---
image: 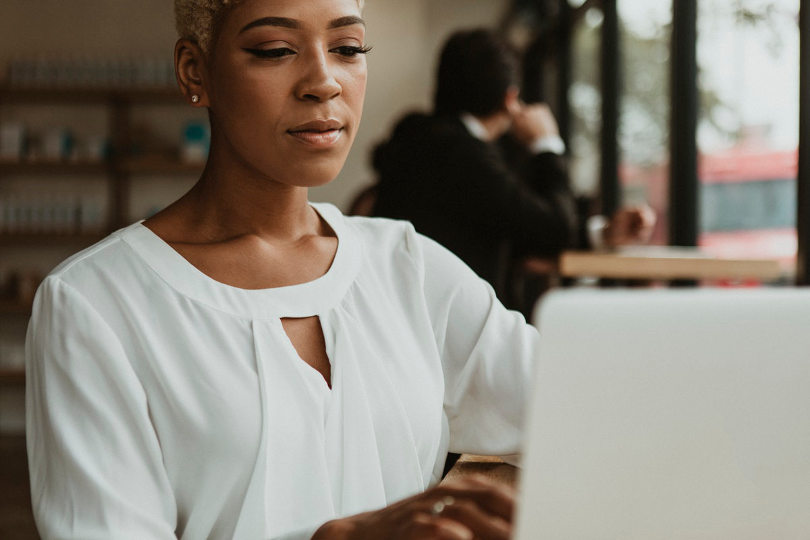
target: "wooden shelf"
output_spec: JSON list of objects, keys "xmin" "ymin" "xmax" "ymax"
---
[
  {"xmin": 0, "ymin": 84, "xmax": 198, "ymax": 314},
  {"xmin": 0, "ymin": 85, "xmax": 183, "ymax": 104},
  {"xmin": 0, "ymin": 369, "xmax": 25, "ymax": 386},
  {"xmin": 0, "ymin": 299, "xmax": 32, "ymax": 315},
  {"xmin": 0, "ymin": 232, "xmax": 105, "ymax": 246},
  {"xmin": 0, "ymin": 156, "xmax": 204, "ymax": 176},
  {"xmin": 0, "ymin": 159, "xmax": 109, "ymax": 175}
]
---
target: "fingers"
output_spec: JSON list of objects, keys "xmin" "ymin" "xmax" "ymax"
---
[
  {"xmin": 338, "ymin": 475, "xmax": 515, "ymax": 540},
  {"xmin": 411, "ymin": 478, "xmax": 513, "ymax": 540},
  {"xmin": 511, "ymin": 102, "xmax": 560, "ymax": 143},
  {"xmin": 518, "ymin": 102, "xmax": 551, "ymax": 116},
  {"xmin": 409, "ymin": 513, "xmax": 475, "ymax": 540},
  {"xmin": 438, "ymin": 475, "xmax": 516, "ymax": 522},
  {"xmin": 624, "ymin": 210, "xmax": 644, "ymax": 233},
  {"xmin": 437, "ymin": 498, "xmax": 510, "ymax": 540},
  {"xmin": 638, "ymin": 204, "xmax": 657, "ymax": 227},
  {"xmin": 623, "ymin": 205, "xmax": 656, "ymax": 226},
  {"xmin": 609, "ymin": 205, "xmax": 657, "ymax": 245}
]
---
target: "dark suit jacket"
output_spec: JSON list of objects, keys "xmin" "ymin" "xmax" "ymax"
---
[{"xmin": 371, "ymin": 113, "xmax": 578, "ymax": 300}]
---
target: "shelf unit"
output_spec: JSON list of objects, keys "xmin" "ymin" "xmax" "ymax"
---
[
  {"xmin": 0, "ymin": 232, "xmax": 106, "ymax": 247},
  {"xmin": 0, "ymin": 85, "xmax": 203, "ymax": 231},
  {"xmin": 0, "ymin": 85, "xmax": 205, "ymax": 380},
  {"xmin": 0, "ymin": 369, "xmax": 25, "ymax": 387},
  {"xmin": 0, "ymin": 297, "xmax": 31, "ymax": 386},
  {"xmin": 0, "ymin": 298, "xmax": 31, "ymax": 314},
  {"xmin": 0, "ymin": 159, "xmax": 109, "ymax": 175}
]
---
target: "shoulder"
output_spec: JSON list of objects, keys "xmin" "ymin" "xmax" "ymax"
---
[
  {"xmin": 425, "ymin": 115, "xmax": 479, "ymax": 148},
  {"xmin": 322, "ymin": 203, "xmax": 479, "ymax": 284},
  {"xmin": 336, "ymin": 208, "xmax": 421, "ymax": 259},
  {"xmin": 315, "ymin": 202, "xmax": 431, "ymax": 265},
  {"xmin": 42, "ymin": 223, "xmax": 144, "ymax": 297},
  {"xmin": 29, "ymin": 229, "xmax": 140, "ymax": 343},
  {"xmin": 374, "ymin": 113, "xmax": 476, "ymax": 164}
]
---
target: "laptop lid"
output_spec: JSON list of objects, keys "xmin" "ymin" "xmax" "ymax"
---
[{"xmin": 514, "ymin": 288, "xmax": 810, "ymax": 539}]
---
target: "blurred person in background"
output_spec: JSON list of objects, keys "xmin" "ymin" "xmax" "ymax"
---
[{"xmin": 370, "ymin": 28, "xmax": 655, "ymax": 312}]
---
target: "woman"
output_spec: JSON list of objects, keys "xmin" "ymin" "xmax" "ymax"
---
[{"xmin": 26, "ymin": 1, "xmax": 537, "ymax": 538}]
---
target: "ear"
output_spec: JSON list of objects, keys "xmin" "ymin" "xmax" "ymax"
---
[
  {"xmin": 503, "ymin": 86, "xmax": 521, "ymax": 116},
  {"xmin": 175, "ymin": 39, "xmax": 210, "ymax": 107}
]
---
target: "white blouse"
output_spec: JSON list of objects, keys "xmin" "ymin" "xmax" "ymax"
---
[{"xmin": 26, "ymin": 202, "xmax": 538, "ymax": 540}]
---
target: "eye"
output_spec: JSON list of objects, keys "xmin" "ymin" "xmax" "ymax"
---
[
  {"xmin": 243, "ymin": 47, "xmax": 296, "ymax": 59},
  {"xmin": 330, "ymin": 45, "xmax": 372, "ymax": 58}
]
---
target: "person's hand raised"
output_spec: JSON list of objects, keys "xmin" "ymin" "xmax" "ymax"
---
[
  {"xmin": 312, "ymin": 475, "xmax": 515, "ymax": 540},
  {"xmin": 510, "ymin": 102, "xmax": 560, "ymax": 147},
  {"xmin": 605, "ymin": 204, "xmax": 657, "ymax": 247}
]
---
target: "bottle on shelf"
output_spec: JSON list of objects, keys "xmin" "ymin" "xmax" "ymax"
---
[{"xmin": 5, "ymin": 54, "xmax": 176, "ymax": 89}]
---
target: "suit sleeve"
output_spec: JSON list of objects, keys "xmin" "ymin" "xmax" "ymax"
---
[
  {"xmin": 26, "ymin": 277, "xmax": 177, "ymax": 539},
  {"xmin": 443, "ymin": 138, "xmax": 578, "ymax": 257}
]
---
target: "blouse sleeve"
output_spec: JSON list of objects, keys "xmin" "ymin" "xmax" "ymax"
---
[
  {"xmin": 415, "ymin": 231, "xmax": 539, "ymax": 458},
  {"xmin": 26, "ymin": 276, "xmax": 177, "ymax": 539}
]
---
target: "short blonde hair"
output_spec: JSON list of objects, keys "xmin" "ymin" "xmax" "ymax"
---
[{"xmin": 175, "ymin": 0, "xmax": 365, "ymax": 54}]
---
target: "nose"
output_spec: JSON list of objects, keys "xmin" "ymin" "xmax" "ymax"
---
[{"xmin": 295, "ymin": 50, "xmax": 342, "ymax": 102}]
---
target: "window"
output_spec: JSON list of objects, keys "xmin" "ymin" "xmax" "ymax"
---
[
  {"xmin": 697, "ymin": 0, "xmax": 799, "ymax": 264},
  {"xmin": 618, "ymin": 0, "xmax": 672, "ymax": 245},
  {"xmin": 568, "ymin": 3, "xmax": 603, "ymax": 197},
  {"xmin": 553, "ymin": 0, "xmax": 803, "ymax": 274}
]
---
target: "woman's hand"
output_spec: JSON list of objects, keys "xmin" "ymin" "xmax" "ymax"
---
[{"xmin": 312, "ymin": 475, "xmax": 515, "ymax": 540}]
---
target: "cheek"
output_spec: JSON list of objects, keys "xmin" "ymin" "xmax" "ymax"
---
[
  {"xmin": 343, "ymin": 67, "xmax": 368, "ymax": 119},
  {"xmin": 212, "ymin": 73, "xmax": 289, "ymax": 132},
  {"xmin": 355, "ymin": 73, "xmax": 368, "ymax": 108},
  {"xmin": 219, "ymin": 66, "xmax": 281, "ymax": 104},
  {"xmin": 210, "ymin": 53, "xmax": 283, "ymax": 108}
]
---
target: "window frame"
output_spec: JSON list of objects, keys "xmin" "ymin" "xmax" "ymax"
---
[{"xmin": 560, "ymin": 0, "xmax": 808, "ymax": 282}]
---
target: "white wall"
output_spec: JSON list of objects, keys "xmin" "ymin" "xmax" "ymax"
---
[{"xmin": 0, "ymin": 0, "xmax": 508, "ymax": 210}]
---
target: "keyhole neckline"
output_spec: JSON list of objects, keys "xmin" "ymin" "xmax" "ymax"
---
[{"xmin": 122, "ymin": 202, "xmax": 362, "ymax": 320}]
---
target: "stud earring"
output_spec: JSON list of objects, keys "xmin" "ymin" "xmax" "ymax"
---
[{"xmin": 191, "ymin": 95, "xmax": 200, "ymax": 104}]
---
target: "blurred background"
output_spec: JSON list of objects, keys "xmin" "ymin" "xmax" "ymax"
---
[{"xmin": 0, "ymin": 0, "xmax": 805, "ymax": 537}]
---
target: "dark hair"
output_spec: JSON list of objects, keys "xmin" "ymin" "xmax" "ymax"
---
[{"xmin": 433, "ymin": 28, "xmax": 519, "ymax": 117}]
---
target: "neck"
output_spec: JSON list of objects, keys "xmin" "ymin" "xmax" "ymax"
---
[
  {"xmin": 152, "ymin": 141, "xmax": 321, "ymax": 244},
  {"xmin": 188, "ymin": 174, "xmax": 315, "ymax": 241}
]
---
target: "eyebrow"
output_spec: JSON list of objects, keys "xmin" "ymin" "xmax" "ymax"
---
[
  {"xmin": 328, "ymin": 16, "xmax": 365, "ymax": 29},
  {"xmin": 239, "ymin": 15, "xmax": 365, "ymax": 34}
]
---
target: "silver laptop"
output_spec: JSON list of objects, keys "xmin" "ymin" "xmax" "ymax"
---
[{"xmin": 515, "ymin": 288, "xmax": 810, "ymax": 539}]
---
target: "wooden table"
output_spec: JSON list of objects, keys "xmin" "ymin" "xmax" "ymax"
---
[
  {"xmin": 442, "ymin": 454, "xmax": 518, "ymax": 488},
  {"xmin": 556, "ymin": 246, "xmax": 785, "ymax": 282}
]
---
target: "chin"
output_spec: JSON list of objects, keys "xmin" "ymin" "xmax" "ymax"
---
[{"xmin": 281, "ymin": 161, "xmax": 346, "ymax": 188}]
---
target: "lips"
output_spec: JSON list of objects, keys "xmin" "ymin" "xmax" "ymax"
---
[{"xmin": 288, "ymin": 119, "xmax": 344, "ymax": 147}]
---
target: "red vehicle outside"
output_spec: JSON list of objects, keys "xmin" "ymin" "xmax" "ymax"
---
[
  {"xmin": 697, "ymin": 143, "xmax": 796, "ymax": 266},
  {"xmin": 621, "ymin": 140, "xmax": 797, "ymax": 269}
]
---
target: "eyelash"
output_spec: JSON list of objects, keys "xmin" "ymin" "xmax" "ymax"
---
[
  {"xmin": 333, "ymin": 45, "xmax": 372, "ymax": 57},
  {"xmin": 243, "ymin": 45, "xmax": 372, "ymax": 59}
]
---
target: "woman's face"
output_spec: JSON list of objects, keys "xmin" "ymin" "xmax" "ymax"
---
[{"xmin": 205, "ymin": 0, "xmax": 367, "ymax": 187}]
